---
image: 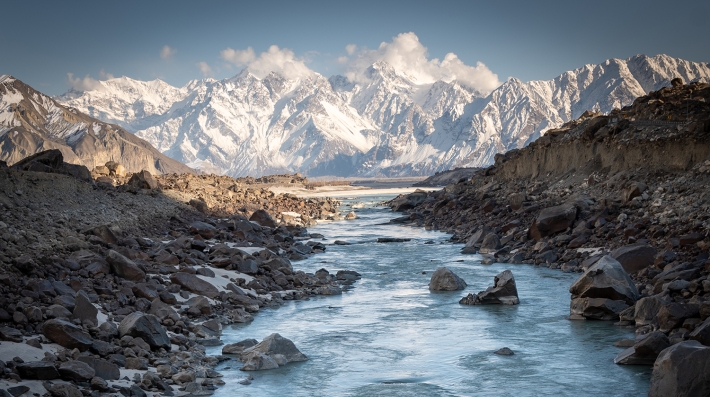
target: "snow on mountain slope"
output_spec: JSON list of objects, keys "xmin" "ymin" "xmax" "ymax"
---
[
  {"xmin": 58, "ymin": 54, "xmax": 710, "ymax": 177},
  {"xmin": 0, "ymin": 76, "xmax": 194, "ymax": 174}
]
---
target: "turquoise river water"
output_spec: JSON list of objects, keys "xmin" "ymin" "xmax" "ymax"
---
[{"xmin": 208, "ymin": 194, "xmax": 651, "ymax": 396}]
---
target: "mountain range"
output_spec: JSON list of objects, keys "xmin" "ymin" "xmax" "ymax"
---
[
  {"xmin": 0, "ymin": 75, "xmax": 193, "ymax": 174},
  {"xmin": 41, "ymin": 54, "xmax": 710, "ymax": 177}
]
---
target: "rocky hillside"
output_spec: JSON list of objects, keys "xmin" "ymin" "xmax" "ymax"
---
[
  {"xmin": 0, "ymin": 75, "xmax": 194, "ymax": 175},
  {"xmin": 0, "ymin": 153, "xmax": 351, "ymax": 396},
  {"xmin": 389, "ymin": 79, "xmax": 710, "ymax": 395},
  {"xmin": 59, "ymin": 55, "xmax": 710, "ymax": 177}
]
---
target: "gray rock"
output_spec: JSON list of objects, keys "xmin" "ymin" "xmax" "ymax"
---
[
  {"xmin": 59, "ymin": 360, "xmax": 95, "ymax": 382},
  {"xmin": 240, "ymin": 333, "xmax": 307, "ymax": 371},
  {"xmin": 125, "ymin": 357, "xmax": 149, "ymax": 370},
  {"xmin": 528, "ymin": 202, "xmax": 577, "ymax": 241},
  {"xmin": 634, "ymin": 296, "xmax": 666, "ymax": 327},
  {"xmin": 73, "ymin": 290, "xmax": 98, "ymax": 326},
  {"xmin": 41, "ymin": 319, "xmax": 93, "ymax": 351},
  {"xmin": 222, "ymin": 339, "xmax": 258, "ymax": 354},
  {"xmin": 77, "ymin": 357, "xmax": 120, "ymax": 380},
  {"xmin": 690, "ymin": 317, "xmax": 710, "ymax": 346},
  {"xmin": 462, "ymin": 270, "xmax": 519, "ymax": 305},
  {"xmin": 249, "ymin": 210, "xmax": 277, "ymax": 228},
  {"xmin": 610, "ymin": 244, "xmax": 657, "ymax": 274},
  {"xmin": 0, "ymin": 326, "xmax": 23, "ymax": 342},
  {"xmin": 118, "ymin": 312, "xmax": 171, "ymax": 350},
  {"xmin": 494, "ymin": 347, "xmax": 514, "ymax": 356},
  {"xmin": 16, "ymin": 361, "xmax": 59, "ymax": 379},
  {"xmin": 169, "ymin": 272, "xmax": 219, "ymax": 298},
  {"xmin": 569, "ymin": 255, "xmax": 639, "ymax": 320},
  {"xmin": 106, "ymin": 250, "xmax": 145, "ymax": 281},
  {"xmin": 148, "ymin": 298, "xmax": 180, "ymax": 322},
  {"xmin": 649, "ymin": 341, "xmax": 710, "ymax": 397},
  {"xmin": 47, "ymin": 384, "xmax": 82, "ymax": 397},
  {"xmin": 429, "ymin": 267, "xmax": 467, "ymax": 291},
  {"xmin": 478, "ymin": 233, "xmax": 501, "ymax": 254},
  {"xmin": 189, "ymin": 221, "xmax": 218, "ymax": 239},
  {"xmin": 46, "ymin": 305, "xmax": 72, "ymax": 319},
  {"xmin": 614, "ymin": 331, "xmax": 670, "ymax": 365}
]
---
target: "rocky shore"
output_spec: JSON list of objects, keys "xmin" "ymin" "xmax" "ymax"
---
[
  {"xmin": 0, "ymin": 151, "xmax": 357, "ymax": 396},
  {"xmin": 389, "ymin": 80, "xmax": 710, "ymax": 395}
]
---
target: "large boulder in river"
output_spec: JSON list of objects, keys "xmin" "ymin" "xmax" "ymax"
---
[
  {"xmin": 170, "ymin": 272, "xmax": 219, "ymax": 298},
  {"xmin": 240, "ymin": 333, "xmax": 307, "ymax": 371},
  {"xmin": 42, "ymin": 319, "xmax": 93, "ymax": 351},
  {"xmin": 106, "ymin": 250, "xmax": 145, "ymax": 281},
  {"xmin": 569, "ymin": 255, "xmax": 639, "ymax": 320},
  {"xmin": 460, "ymin": 270, "xmax": 519, "ymax": 305},
  {"xmin": 614, "ymin": 331, "xmax": 670, "ymax": 365},
  {"xmin": 119, "ymin": 312, "xmax": 171, "ymax": 350},
  {"xmin": 610, "ymin": 243, "xmax": 657, "ymax": 274},
  {"xmin": 528, "ymin": 203, "xmax": 577, "ymax": 241},
  {"xmin": 429, "ymin": 267, "xmax": 467, "ymax": 291},
  {"xmin": 648, "ymin": 341, "xmax": 710, "ymax": 397}
]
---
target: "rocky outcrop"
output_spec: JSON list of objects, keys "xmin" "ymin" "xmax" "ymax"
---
[
  {"xmin": 569, "ymin": 256, "xmax": 639, "ymax": 320},
  {"xmin": 649, "ymin": 341, "xmax": 710, "ymax": 397},
  {"xmin": 460, "ymin": 270, "xmax": 519, "ymax": 305},
  {"xmin": 429, "ymin": 267, "xmax": 467, "ymax": 291},
  {"xmin": 240, "ymin": 333, "xmax": 308, "ymax": 371}
]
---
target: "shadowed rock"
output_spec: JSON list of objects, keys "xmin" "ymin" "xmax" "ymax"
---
[
  {"xmin": 106, "ymin": 250, "xmax": 145, "ymax": 281},
  {"xmin": 649, "ymin": 341, "xmax": 710, "ymax": 397},
  {"xmin": 569, "ymin": 255, "xmax": 639, "ymax": 320},
  {"xmin": 460, "ymin": 270, "xmax": 519, "ymax": 305},
  {"xmin": 615, "ymin": 331, "xmax": 670, "ymax": 365},
  {"xmin": 42, "ymin": 319, "xmax": 93, "ymax": 351},
  {"xmin": 170, "ymin": 272, "xmax": 219, "ymax": 298},
  {"xmin": 118, "ymin": 312, "xmax": 171, "ymax": 350},
  {"xmin": 528, "ymin": 203, "xmax": 577, "ymax": 241}
]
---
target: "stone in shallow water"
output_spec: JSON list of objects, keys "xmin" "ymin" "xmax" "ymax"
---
[
  {"xmin": 494, "ymin": 347, "xmax": 514, "ymax": 356},
  {"xmin": 429, "ymin": 267, "xmax": 467, "ymax": 291}
]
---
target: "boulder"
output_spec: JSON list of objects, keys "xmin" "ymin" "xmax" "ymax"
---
[
  {"xmin": 610, "ymin": 244, "xmax": 657, "ymax": 274},
  {"xmin": 11, "ymin": 149, "xmax": 63, "ymax": 171},
  {"xmin": 344, "ymin": 212, "xmax": 357, "ymax": 220},
  {"xmin": 106, "ymin": 250, "xmax": 145, "ymax": 281},
  {"xmin": 0, "ymin": 326, "xmax": 23, "ymax": 342},
  {"xmin": 528, "ymin": 203, "xmax": 577, "ymax": 241},
  {"xmin": 569, "ymin": 255, "xmax": 639, "ymax": 320},
  {"xmin": 118, "ymin": 312, "xmax": 171, "ymax": 350},
  {"xmin": 189, "ymin": 221, "xmax": 218, "ymax": 239},
  {"xmin": 59, "ymin": 360, "xmax": 95, "ymax": 382},
  {"xmin": 83, "ymin": 225, "xmax": 118, "ymax": 245},
  {"xmin": 622, "ymin": 182, "xmax": 647, "ymax": 203},
  {"xmin": 657, "ymin": 303, "xmax": 699, "ymax": 333},
  {"xmin": 73, "ymin": 290, "xmax": 98, "ymax": 326},
  {"xmin": 649, "ymin": 341, "xmax": 710, "ymax": 397},
  {"xmin": 478, "ymin": 233, "xmax": 501, "ymax": 254},
  {"xmin": 508, "ymin": 193, "xmax": 526, "ymax": 211},
  {"xmin": 429, "ymin": 267, "xmax": 467, "ymax": 291},
  {"xmin": 461, "ymin": 270, "xmax": 519, "ymax": 305},
  {"xmin": 634, "ymin": 296, "xmax": 665, "ymax": 327},
  {"xmin": 389, "ymin": 190, "xmax": 428, "ymax": 212},
  {"xmin": 77, "ymin": 357, "xmax": 120, "ymax": 380},
  {"xmin": 461, "ymin": 227, "xmax": 491, "ymax": 254},
  {"xmin": 614, "ymin": 331, "xmax": 670, "ymax": 365},
  {"xmin": 47, "ymin": 384, "xmax": 83, "ymax": 397},
  {"xmin": 690, "ymin": 317, "xmax": 710, "ymax": 346},
  {"xmin": 16, "ymin": 361, "xmax": 59, "ymax": 380},
  {"xmin": 127, "ymin": 170, "xmax": 158, "ymax": 190},
  {"xmin": 222, "ymin": 338, "xmax": 259, "ymax": 354},
  {"xmin": 148, "ymin": 298, "xmax": 180, "ymax": 322},
  {"xmin": 240, "ymin": 333, "xmax": 307, "ymax": 371},
  {"xmin": 170, "ymin": 272, "xmax": 219, "ymax": 298},
  {"xmin": 249, "ymin": 210, "xmax": 277, "ymax": 228},
  {"xmin": 42, "ymin": 319, "xmax": 93, "ymax": 351}
]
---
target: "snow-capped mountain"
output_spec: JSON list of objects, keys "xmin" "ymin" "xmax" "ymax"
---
[
  {"xmin": 0, "ymin": 75, "xmax": 194, "ymax": 174},
  {"xmin": 58, "ymin": 54, "xmax": 710, "ymax": 177}
]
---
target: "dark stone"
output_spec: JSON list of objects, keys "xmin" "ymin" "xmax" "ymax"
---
[
  {"xmin": 249, "ymin": 209, "xmax": 277, "ymax": 228},
  {"xmin": 429, "ymin": 267, "xmax": 467, "ymax": 291},
  {"xmin": 42, "ymin": 319, "xmax": 93, "ymax": 351},
  {"xmin": 614, "ymin": 331, "xmax": 670, "ymax": 365},
  {"xmin": 78, "ymin": 357, "xmax": 120, "ymax": 380},
  {"xmin": 16, "ymin": 361, "xmax": 59, "ymax": 379},
  {"xmin": 649, "ymin": 341, "xmax": 710, "ymax": 397},
  {"xmin": 169, "ymin": 272, "xmax": 219, "ymax": 298},
  {"xmin": 73, "ymin": 290, "xmax": 98, "ymax": 326},
  {"xmin": 58, "ymin": 360, "xmax": 95, "ymax": 382},
  {"xmin": 528, "ymin": 203, "xmax": 577, "ymax": 241},
  {"xmin": 106, "ymin": 250, "xmax": 145, "ymax": 281},
  {"xmin": 610, "ymin": 244, "xmax": 657, "ymax": 274},
  {"xmin": 118, "ymin": 312, "xmax": 171, "ymax": 350}
]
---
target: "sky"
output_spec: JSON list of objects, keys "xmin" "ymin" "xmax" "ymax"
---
[{"xmin": 1, "ymin": 0, "xmax": 708, "ymax": 95}]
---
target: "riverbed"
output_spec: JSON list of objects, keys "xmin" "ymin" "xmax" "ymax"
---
[{"xmin": 208, "ymin": 194, "xmax": 651, "ymax": 396}]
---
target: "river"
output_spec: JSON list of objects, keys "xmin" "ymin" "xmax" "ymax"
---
[{"xmin": 208, "ymin": 193, "xmax": 651, "ymax": 396}]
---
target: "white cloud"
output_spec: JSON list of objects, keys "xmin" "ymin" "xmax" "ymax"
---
[
  {"xmin": 196, "ymin": 61, "xmax": 213, "ymax": 77},
  {"xmin": 220, "ymin": 45, "xmax": 313, "ymax": 80},
  {"xmin": 340, "ymin": 32, "xmax": 501, "ymax": 93},
  {"xmin": 160, "ymin": 45, "xmax": 177, "ymax": 60},
  {"xmin": 66, "ymin": 71, "xmax": 114, "ymax": 91}
]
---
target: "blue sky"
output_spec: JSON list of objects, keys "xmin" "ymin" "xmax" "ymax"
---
[{"xmin": 2, "ymin": 0, "xmax": 708, "ymax": 95}]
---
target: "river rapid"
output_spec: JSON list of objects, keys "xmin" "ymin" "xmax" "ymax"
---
[{"xmin": 208, "ymin": 194, "xmax": 651, "ymax": 396}]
